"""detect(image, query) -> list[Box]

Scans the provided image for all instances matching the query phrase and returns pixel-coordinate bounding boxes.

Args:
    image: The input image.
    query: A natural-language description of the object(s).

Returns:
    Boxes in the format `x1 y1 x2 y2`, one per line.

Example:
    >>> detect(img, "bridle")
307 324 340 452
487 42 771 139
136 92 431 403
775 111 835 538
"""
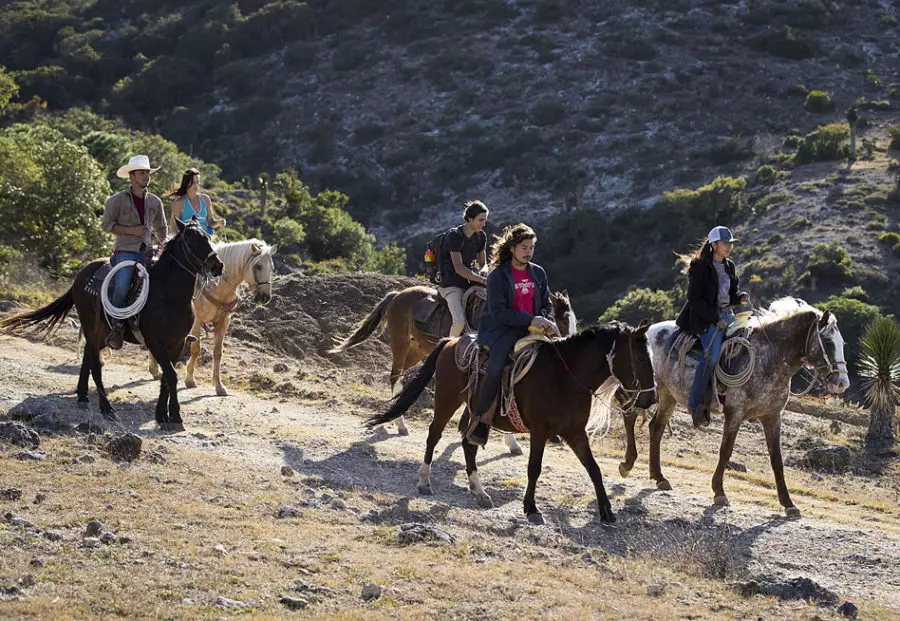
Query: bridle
169 230 217 279
803 316 847 381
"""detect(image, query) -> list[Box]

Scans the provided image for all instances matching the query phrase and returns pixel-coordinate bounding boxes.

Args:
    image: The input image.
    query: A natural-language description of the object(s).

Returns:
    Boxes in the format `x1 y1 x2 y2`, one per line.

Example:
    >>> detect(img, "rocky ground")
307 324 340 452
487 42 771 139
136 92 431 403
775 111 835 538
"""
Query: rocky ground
1 276 898 618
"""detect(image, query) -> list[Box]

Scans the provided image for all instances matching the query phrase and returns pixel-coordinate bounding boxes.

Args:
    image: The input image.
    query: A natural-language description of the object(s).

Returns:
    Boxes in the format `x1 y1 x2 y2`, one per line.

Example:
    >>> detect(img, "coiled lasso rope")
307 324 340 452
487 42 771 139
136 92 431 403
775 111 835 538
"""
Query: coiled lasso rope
100 261 151 321
714 335 755 389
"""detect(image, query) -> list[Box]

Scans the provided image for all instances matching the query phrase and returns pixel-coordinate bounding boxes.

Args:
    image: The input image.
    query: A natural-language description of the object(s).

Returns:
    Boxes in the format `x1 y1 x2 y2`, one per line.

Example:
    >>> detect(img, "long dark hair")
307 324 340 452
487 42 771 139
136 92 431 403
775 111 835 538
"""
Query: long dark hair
677 238 713 274
463 200 488 221
489 223 536 268
171 168 200 198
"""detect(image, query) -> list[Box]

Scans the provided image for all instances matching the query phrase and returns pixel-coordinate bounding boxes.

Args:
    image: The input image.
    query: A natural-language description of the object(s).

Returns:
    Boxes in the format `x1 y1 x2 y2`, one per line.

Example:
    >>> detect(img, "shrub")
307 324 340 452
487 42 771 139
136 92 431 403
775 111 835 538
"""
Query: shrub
819 295 883 373
889 125 900 150
709 137 753 165
753 26 816 60
599 288 675 326
657 176 747 227
864 69 881 88
272 216 306 248
791 216 812 230
841 286 869 302
877 231 900 257
806 241 853 282
756 165 776 184
803 90 833 113
795 124 849 164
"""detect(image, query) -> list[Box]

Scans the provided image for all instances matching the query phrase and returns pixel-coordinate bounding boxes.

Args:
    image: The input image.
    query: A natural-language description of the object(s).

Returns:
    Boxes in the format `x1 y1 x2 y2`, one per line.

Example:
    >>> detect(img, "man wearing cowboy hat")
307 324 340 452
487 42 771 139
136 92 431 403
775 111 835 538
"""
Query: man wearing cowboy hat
100 155 168 350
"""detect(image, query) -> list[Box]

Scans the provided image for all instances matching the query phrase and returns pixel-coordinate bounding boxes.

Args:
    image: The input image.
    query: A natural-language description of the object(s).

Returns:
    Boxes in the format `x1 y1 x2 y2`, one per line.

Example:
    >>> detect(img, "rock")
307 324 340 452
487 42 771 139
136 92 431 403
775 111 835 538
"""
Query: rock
735 577 838 604
118 535 132 544
29 559 44 568
274 362 289 373
398 523 456 545
84 520 104 537
280 595 309 610
726 461 747 473
147 451 166 464
277 506 300 518
33 493 47 504
213 596 250 608
802 445 853 473
76 454 96 464
1 585 21 596
319 491 333 503
331 499 346 510
0 488 22 501
837 601 858 618
361 583 382 601
829 420 842 434
15 450 47 461
281 466 295 477
75 423 106 435
213 544 228 556
5 514 37 530
43 531 62 542
647 582 666 597
19 575 35 588
0 422 40 448
105 433 142 462
82 537 101 549
100 532 118 545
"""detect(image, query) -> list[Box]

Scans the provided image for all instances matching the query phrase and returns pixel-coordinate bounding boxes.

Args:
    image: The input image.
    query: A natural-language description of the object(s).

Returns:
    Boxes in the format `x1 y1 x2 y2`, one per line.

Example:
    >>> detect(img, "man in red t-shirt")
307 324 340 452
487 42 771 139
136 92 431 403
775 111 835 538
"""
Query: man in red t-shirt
466 223 556 447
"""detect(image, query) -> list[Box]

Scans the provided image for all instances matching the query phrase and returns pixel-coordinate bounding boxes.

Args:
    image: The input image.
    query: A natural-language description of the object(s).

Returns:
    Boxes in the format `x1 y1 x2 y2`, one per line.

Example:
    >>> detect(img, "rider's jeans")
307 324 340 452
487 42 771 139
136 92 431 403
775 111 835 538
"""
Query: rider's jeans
688 309 735 410
110 251 149 310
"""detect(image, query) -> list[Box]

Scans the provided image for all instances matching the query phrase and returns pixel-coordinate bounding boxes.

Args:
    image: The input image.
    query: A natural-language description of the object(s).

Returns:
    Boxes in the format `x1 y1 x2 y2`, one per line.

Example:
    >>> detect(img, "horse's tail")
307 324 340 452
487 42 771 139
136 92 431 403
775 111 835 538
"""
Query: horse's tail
366 338 450 428
328 290 398 353
0 288 76 339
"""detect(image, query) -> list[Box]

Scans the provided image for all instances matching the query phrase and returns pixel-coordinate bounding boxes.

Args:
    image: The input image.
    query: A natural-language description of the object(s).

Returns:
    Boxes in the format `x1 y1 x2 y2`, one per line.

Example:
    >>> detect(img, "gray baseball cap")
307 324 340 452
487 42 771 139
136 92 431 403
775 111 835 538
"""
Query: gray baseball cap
708 226 738 243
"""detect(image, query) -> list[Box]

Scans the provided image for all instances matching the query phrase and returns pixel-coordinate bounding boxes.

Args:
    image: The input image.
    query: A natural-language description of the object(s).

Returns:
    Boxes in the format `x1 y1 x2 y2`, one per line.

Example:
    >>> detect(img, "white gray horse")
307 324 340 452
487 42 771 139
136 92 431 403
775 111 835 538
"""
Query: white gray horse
619 298 850 517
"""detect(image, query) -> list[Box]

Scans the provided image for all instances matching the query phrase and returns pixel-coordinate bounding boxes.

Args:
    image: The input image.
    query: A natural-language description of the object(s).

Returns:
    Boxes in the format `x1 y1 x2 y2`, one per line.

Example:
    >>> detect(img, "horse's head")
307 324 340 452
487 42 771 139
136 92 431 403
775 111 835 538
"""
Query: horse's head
176 217 224 279
551 290 577 337
611 320 658 410
807 310 851 394
244 242 276 305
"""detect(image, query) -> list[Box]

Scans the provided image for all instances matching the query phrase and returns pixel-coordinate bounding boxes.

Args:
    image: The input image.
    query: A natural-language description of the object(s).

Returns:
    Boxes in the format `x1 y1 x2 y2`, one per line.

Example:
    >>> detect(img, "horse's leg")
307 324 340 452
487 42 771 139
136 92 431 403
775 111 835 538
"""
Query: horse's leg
462 433 493 509
184 316 203 389
761 413 800 517
211 315 229 396
88 346 116 419
564 429 615 523
648 392 676 490
523 429 550 523
504 433 524 456
418 364 464 495
618 409 640 477
148 352 161 381
389 337 412 436
77 344 92 409
711 411 743 506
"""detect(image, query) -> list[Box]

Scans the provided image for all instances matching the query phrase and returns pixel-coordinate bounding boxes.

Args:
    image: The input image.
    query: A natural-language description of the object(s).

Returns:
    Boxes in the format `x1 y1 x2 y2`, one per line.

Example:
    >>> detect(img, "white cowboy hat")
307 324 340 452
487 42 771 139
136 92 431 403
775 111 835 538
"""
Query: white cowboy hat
116 155 160 179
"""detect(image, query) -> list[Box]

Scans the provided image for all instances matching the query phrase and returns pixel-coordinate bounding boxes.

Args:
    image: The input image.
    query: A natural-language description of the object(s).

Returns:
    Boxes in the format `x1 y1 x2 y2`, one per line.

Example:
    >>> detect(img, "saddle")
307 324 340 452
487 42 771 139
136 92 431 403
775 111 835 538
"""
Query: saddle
455 332 552 433
412 287 485 338
85 261 148 346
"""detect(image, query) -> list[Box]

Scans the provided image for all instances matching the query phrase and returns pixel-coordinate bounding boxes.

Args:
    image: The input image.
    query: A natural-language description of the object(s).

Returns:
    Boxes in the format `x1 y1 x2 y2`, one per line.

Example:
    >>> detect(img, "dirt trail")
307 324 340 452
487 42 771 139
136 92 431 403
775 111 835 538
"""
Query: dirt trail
1 331 899 614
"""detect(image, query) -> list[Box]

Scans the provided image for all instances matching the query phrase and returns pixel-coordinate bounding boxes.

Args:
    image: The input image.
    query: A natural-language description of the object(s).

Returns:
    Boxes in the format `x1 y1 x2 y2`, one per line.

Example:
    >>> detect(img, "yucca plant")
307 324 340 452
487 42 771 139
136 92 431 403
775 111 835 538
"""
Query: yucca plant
860 316 900 455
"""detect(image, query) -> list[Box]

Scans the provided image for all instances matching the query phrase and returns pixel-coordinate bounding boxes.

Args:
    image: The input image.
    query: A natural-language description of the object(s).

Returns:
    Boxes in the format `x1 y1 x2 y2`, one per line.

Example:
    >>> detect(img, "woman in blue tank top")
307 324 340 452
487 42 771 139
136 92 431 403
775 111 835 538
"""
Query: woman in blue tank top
168 168 225 237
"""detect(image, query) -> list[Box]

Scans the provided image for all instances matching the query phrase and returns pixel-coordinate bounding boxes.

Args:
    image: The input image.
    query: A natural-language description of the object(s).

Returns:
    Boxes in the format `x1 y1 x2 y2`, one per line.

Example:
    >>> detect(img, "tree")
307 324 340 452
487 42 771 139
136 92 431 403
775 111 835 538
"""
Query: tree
0 65 19 112
599 288 675 326
860 317 900 455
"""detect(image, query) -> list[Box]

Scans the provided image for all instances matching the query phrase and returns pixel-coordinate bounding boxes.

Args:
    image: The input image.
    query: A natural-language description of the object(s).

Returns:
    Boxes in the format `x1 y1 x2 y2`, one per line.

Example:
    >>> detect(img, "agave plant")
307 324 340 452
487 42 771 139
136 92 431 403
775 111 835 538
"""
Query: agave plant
860 316 900 455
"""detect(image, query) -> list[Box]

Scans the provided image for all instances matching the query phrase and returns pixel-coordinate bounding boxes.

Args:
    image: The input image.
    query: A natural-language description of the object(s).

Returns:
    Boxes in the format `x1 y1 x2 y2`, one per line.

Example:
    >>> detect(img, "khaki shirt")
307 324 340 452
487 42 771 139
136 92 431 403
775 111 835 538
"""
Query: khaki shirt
101 190 167 253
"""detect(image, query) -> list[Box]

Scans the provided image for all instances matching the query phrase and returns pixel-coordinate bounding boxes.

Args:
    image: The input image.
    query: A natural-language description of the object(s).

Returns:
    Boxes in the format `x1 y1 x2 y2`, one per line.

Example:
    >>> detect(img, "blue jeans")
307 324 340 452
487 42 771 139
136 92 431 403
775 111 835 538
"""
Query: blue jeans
688 309 734 410
474 331 523 418
110 251 149 309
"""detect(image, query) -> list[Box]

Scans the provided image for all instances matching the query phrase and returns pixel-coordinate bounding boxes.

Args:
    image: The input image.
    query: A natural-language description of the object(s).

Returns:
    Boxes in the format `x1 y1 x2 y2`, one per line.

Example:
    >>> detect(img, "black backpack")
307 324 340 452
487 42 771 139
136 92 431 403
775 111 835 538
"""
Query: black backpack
423 229 453 285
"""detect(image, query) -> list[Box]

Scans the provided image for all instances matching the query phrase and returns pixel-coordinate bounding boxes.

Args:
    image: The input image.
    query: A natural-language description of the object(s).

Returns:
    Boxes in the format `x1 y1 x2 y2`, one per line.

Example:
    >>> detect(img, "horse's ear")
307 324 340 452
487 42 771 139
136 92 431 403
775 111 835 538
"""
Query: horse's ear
819 310 832 326
560 289 568 298
250 242 261 254
269 244 278 255
190 214 199 223
634 319 651 337
176 218 186 233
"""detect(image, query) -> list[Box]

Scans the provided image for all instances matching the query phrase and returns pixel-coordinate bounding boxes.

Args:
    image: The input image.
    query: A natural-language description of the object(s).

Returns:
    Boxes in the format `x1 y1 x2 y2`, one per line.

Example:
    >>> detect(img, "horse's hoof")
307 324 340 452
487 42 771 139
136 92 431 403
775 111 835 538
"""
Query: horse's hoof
785 505 801 518
475 495 494 509
526 512 544 525
713 495 730 507
656 479 673 491
184 378 196 389
168 422 186 433
417 485 433 496
215 385 228 397
618 463 631 478
102 411 119 422
600 508 616 524
508 445 523 456
77 400 89 410
397 426 409 437
158 422 169 432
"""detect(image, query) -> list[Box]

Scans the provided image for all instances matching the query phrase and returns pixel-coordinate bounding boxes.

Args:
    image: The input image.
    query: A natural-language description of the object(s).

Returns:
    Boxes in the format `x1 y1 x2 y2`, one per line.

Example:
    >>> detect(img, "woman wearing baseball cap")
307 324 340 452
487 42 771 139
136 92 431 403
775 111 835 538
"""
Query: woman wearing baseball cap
676 226 750 427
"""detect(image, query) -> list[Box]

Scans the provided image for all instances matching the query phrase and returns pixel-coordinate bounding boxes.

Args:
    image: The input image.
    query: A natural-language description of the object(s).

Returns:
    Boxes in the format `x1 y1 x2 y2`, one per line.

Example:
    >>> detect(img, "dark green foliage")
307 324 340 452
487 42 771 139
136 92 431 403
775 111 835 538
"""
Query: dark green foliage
709 137 753 165
794 124 849 164
803 90 833 113
889 125 900 150
807 241 853 282
819 295 882 373
752 26 816 60
599 288 675 325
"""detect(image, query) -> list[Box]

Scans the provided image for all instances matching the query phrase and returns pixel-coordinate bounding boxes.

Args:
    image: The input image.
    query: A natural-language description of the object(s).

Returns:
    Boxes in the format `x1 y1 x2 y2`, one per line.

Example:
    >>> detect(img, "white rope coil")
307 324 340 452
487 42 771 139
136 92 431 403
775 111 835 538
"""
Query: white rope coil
714 336 755 388
100 261 150 321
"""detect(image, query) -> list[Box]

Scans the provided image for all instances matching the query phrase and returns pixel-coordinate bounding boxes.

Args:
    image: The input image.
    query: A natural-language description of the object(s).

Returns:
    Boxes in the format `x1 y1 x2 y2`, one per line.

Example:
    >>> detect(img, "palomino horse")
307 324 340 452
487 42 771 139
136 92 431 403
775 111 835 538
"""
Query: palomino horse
619 298 850 517
149 238 276 396
0 219 223 430
330 285 577 441
367 322 657 524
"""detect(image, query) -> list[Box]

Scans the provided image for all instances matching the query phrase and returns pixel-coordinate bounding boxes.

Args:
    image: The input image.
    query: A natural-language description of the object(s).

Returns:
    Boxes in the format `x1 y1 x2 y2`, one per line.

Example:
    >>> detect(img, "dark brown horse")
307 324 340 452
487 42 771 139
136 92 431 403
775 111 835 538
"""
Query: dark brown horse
329 284 577 437
366 322 657 524
0 219 223 431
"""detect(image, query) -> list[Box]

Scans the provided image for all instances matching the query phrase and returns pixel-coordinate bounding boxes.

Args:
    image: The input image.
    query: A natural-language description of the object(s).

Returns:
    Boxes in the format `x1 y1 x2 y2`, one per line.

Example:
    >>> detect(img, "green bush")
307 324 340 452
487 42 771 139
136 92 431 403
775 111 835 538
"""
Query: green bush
656 176 747 228
807 241 853 282
709 137 753 164
803 90 833 113
756 165 776 184
864 69 881 88
753 26 816 59
0 65 18 112
819 295 883 373
794 123 849 164
599 288 675 326
877 231 900 257
272 216 306 248
889 125 900 150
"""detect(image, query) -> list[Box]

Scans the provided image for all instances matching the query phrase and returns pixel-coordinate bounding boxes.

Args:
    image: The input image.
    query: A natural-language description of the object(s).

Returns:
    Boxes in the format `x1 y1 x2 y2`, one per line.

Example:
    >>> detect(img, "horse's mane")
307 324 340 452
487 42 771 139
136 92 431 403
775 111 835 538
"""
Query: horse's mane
212 238 273 271
753 297 830 329
558 322 625 351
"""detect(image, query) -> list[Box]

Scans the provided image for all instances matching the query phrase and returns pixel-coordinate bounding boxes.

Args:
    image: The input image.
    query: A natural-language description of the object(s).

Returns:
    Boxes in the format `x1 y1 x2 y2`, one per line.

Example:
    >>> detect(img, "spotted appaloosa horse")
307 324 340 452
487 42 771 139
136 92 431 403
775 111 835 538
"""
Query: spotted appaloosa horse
619 298 850 517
